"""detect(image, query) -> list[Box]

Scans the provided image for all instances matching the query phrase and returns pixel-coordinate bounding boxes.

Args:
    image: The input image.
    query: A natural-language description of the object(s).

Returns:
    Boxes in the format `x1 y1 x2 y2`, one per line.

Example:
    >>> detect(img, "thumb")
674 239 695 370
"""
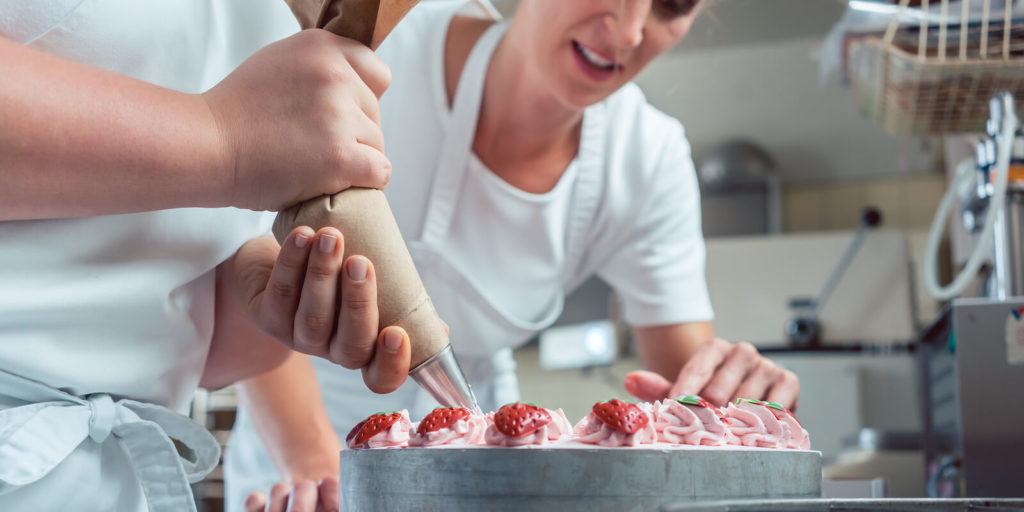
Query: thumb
623 370 673 402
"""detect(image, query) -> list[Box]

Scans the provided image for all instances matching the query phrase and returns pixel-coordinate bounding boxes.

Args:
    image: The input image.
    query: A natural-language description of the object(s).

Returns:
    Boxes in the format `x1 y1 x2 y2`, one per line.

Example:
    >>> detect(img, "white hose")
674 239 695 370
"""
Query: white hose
924 93 1018 301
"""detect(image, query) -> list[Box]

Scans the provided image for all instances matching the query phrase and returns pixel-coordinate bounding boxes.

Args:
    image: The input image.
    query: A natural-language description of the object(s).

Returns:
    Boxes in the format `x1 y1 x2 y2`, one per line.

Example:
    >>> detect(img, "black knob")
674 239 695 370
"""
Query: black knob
862 207 883 228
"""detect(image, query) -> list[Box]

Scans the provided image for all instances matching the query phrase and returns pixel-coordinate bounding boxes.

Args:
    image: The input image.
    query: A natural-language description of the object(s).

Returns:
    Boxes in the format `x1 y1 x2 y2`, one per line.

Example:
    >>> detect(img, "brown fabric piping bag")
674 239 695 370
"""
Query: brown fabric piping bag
273 0 445 368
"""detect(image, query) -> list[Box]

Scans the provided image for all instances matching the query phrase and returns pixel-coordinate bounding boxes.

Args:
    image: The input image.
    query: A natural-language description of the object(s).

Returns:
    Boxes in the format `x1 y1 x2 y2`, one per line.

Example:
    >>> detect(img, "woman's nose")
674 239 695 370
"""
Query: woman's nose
604 0 649 49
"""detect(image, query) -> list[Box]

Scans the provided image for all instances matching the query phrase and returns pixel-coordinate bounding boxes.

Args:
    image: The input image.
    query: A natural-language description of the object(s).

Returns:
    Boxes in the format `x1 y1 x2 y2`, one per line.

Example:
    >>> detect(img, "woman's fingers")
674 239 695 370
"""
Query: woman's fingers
286 480 319 512
667 338 730 400
623 370 673 402
331 255 379 369
293 228 345 356
766 369 801 410
244 491 267 512
318 476 341 512
362 326 411 394
266 482 292 512
695 342 761 407
731 358 783 403
256 227 314 342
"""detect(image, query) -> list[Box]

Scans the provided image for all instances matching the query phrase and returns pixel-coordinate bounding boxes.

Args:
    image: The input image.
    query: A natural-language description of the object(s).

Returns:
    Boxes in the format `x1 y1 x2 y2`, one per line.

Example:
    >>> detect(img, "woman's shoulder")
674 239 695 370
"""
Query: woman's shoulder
596 83 693 180
602 83 688 146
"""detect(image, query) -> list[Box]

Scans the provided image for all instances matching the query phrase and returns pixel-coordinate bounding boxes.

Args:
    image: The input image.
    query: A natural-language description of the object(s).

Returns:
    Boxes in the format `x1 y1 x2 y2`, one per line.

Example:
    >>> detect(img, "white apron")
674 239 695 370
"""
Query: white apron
0 369 220 512
224 19 608 511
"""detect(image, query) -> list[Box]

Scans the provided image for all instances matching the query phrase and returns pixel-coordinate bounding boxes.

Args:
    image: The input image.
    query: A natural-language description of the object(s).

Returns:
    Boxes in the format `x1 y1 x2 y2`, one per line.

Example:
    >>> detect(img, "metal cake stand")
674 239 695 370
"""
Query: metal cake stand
340 447 822 511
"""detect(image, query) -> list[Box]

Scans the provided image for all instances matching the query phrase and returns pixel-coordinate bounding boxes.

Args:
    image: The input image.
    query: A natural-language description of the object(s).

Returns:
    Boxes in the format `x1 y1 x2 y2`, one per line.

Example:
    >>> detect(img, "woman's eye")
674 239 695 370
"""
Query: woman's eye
654 0 699 17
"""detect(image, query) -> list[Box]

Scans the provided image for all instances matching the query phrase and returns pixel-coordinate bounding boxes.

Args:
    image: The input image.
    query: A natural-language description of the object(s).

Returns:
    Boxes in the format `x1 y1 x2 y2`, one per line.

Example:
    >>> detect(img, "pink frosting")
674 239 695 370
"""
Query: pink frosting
483 408 572 447
723 401 810 449
723 402 781 448
652 399 736 446
347 410 413 450
573 402 657 447
408 414 488 447
766 406 811 450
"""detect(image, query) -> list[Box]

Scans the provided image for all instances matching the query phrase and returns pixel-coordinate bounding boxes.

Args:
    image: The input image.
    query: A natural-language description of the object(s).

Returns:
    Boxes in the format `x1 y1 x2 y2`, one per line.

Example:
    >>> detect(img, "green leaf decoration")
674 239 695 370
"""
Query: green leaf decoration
374 410 398 416
675 395 703 406
764 401 784 410
736 398 763 406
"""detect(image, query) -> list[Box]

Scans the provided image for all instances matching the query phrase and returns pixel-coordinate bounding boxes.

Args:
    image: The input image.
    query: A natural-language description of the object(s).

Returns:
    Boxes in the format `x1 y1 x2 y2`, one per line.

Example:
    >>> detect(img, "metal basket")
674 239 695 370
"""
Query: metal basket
848 0 1024 135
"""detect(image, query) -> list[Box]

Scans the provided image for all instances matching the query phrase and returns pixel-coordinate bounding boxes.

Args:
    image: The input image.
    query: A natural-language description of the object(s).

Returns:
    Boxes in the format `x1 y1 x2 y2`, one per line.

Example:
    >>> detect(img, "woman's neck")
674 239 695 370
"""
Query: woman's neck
447 15 583 194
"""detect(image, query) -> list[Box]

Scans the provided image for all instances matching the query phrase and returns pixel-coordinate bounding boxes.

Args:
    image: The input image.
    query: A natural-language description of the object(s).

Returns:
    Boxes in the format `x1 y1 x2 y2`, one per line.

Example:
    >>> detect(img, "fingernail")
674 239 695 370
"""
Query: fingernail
383 330 403 352
319 234 337 253
347 257 367 282
294 232 310 248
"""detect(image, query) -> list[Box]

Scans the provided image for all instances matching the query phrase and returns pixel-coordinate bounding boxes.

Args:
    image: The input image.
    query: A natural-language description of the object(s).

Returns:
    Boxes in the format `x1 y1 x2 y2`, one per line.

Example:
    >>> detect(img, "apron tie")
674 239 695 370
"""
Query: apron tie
86 393 115 443
0 370 219 511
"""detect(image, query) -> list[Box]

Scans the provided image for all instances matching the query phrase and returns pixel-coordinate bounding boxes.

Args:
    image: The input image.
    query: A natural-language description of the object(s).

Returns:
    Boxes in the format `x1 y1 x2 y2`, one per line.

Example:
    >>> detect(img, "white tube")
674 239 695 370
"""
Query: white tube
924 94 1018 300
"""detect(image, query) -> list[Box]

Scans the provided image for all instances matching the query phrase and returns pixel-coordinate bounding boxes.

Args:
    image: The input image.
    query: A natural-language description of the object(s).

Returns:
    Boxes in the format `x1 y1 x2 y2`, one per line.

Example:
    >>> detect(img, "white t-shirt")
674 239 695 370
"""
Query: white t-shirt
0 2 297 510
380 1 713 330
223 2 712 510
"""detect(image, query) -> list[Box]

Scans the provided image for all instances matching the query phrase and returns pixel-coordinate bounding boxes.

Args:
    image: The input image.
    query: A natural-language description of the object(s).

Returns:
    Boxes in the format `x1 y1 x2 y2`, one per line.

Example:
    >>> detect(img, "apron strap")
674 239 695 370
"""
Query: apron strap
419 21 509 247
0 370 219 512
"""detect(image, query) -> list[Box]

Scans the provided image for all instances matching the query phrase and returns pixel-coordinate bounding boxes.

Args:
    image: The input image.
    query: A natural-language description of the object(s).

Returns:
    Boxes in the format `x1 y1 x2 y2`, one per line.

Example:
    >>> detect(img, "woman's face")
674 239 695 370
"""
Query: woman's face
513 0 701 109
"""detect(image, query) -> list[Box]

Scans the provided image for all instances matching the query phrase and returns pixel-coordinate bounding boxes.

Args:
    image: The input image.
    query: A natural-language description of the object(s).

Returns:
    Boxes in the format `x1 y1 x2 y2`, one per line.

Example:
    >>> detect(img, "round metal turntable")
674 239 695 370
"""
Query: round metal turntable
340 446 822 511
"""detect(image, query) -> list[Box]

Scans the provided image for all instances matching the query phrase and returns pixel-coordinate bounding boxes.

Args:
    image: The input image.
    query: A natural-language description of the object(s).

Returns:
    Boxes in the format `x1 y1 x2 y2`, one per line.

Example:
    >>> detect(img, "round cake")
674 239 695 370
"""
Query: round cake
340 398 822 510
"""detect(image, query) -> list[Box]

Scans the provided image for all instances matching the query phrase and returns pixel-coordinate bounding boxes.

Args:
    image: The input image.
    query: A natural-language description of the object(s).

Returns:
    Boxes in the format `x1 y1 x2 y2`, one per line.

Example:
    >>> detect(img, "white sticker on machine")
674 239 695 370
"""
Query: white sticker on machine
1005 307 1024 365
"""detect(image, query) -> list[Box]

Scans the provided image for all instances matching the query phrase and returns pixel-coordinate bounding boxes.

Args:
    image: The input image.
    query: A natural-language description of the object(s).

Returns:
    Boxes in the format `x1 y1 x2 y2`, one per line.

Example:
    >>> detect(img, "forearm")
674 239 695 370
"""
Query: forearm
0 37 229 220
237 353 342 481
632 321 714 379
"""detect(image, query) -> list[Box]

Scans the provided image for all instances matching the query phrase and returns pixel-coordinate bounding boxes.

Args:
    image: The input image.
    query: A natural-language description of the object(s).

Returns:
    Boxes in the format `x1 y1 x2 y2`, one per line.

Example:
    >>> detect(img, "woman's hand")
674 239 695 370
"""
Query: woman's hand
225 227 411 393
625 337 800 410
203 29 392 212
245 477 340 512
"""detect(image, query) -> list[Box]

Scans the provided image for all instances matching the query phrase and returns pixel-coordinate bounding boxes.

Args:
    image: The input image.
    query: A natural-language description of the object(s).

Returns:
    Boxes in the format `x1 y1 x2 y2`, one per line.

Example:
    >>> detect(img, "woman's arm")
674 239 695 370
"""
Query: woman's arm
0 37 227 219
1 29 391 220
236 353 342 482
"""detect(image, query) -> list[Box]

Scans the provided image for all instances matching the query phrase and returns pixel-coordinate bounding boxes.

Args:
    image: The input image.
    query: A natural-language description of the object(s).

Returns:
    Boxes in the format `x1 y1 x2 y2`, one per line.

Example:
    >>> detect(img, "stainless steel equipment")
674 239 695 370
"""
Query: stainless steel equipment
340 448 822 511
698 139 782 237
959 92 1024 299
918 298 1024 497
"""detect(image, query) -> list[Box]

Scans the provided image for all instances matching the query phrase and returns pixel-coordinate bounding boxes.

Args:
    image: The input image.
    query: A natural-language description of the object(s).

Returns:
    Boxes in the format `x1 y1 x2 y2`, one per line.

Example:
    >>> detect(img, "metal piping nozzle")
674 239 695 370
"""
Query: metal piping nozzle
409 344 482 415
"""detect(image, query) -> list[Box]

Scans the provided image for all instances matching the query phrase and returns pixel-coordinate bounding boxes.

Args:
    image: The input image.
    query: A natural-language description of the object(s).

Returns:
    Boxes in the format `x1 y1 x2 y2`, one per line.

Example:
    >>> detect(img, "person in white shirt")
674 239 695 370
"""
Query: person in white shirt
0 2 408 510
226 1 802 511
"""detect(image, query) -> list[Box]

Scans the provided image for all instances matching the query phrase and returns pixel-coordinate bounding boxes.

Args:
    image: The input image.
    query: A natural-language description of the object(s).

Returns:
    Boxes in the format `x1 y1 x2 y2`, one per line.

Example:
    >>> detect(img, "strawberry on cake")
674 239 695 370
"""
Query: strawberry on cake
346 410 413 449
408 406 487 447
573 399 657 447
483 402 572 446
724 399 810 450
653 395 736 446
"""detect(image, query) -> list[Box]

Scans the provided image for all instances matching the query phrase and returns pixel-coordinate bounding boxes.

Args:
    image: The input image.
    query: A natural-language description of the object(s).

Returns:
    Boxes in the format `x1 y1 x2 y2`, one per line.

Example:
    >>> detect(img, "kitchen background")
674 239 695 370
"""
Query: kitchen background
194 0 1014 508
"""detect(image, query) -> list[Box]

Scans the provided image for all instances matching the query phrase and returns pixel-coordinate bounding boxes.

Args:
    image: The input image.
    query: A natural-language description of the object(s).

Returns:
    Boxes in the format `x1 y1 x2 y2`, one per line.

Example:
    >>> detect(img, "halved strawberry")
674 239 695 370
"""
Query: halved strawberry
592 399 649 434
350 411 403 445
417 406 471 435
493 402 551 437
